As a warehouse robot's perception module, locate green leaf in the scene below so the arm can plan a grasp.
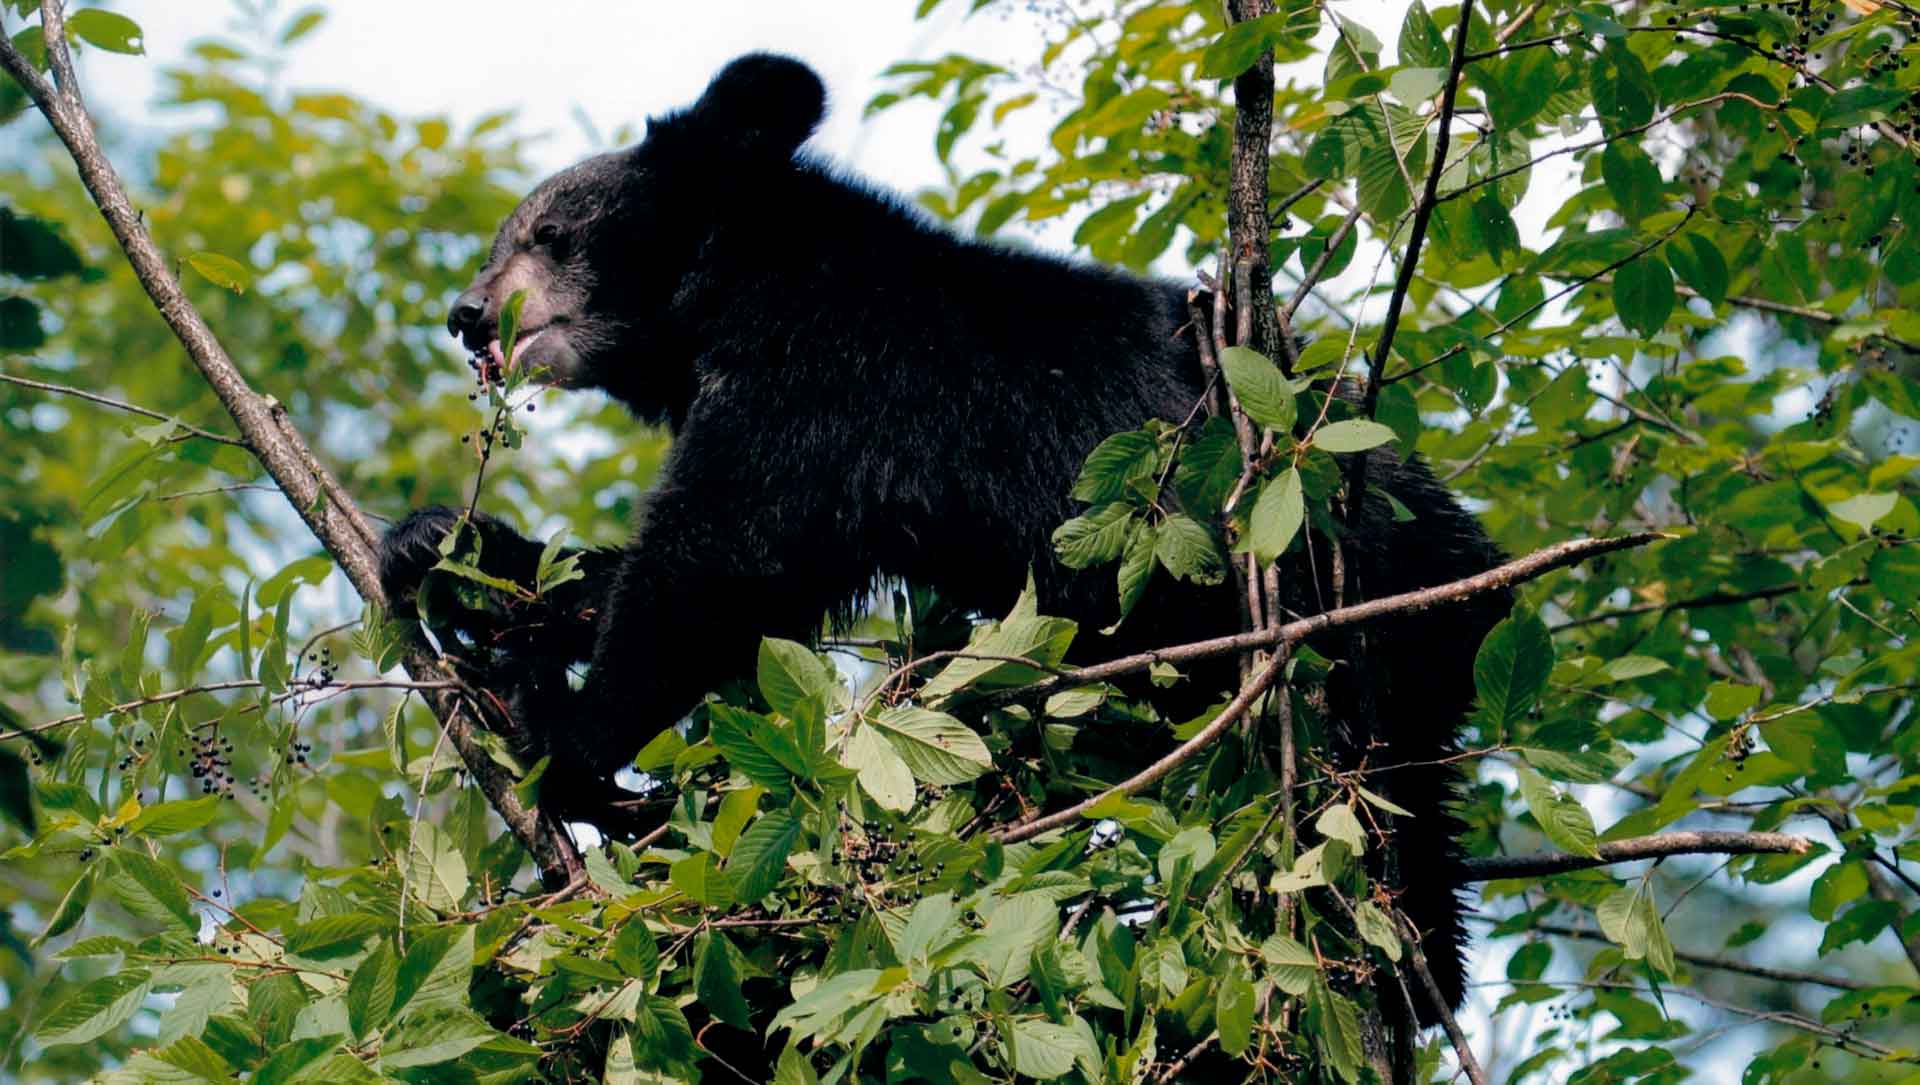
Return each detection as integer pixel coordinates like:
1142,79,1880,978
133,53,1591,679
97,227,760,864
1153,514,1225,586
1173,420,1242,517
1612,254,1675,338
708,704,793,789
1219,346,1299,432
1245,468,1304,563
1397,0,1448,67
727,810,800,901
1354,902,1403,962
1216,958,1256,1056
692,931,755,1030
127,796,220,837
669,853,736,908
1472,194,1521,267
1071,430,1159,504
285,913,383,959
1198,11,1311,79
873,706,994,784
279,7,326,44
35,870,93,947
1601,142,1664,225
392,926,474,1020
1665,233,1728,305
1869,545,1920,606
1002,1018,1083,1079
65,9,145,54
841,723,916,811
1310,419,1397,454
185,252,249,293
758,637,832,729
1053,503,1135,568
1515,764,1600,858
1828,492,1898,530
1474,609,1553,735
402,823,469,911
1112,519,1156,629
110,850,195,931
379,1008,502,1069
346,940,399,1039
1259,933,1319,994
613,921,661,981
35,969,152,1046
1316,803,1367,855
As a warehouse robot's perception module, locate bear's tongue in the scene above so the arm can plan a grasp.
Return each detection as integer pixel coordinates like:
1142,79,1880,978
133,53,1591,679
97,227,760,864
487,339,508,372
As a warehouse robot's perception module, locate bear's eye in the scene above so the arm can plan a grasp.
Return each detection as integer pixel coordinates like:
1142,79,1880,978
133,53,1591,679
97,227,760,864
532,222,562,247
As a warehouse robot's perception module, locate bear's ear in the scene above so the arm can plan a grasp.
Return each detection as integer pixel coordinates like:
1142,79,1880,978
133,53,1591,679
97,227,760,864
685,53,826,159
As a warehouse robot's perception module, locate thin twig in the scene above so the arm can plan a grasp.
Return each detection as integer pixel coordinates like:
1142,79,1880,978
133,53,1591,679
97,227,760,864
0,371,247,447
1506,920,1868,991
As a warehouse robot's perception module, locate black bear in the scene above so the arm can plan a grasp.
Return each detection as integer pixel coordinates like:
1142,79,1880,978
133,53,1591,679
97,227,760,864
380,53,1508,1023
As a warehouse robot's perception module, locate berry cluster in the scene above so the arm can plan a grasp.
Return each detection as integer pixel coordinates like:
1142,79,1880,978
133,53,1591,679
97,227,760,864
302,644,337,685
183,731,240,798
823,815,946,921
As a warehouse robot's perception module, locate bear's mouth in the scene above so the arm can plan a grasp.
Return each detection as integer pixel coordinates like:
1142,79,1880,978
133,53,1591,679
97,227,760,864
468,326,551,385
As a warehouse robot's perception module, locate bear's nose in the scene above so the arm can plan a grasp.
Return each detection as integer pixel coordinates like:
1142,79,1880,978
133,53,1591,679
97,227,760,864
447,290,488,340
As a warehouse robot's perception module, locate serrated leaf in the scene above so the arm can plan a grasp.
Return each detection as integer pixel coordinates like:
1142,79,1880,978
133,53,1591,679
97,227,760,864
127,797,220,837
1071,430,1159,504
613,921,660,981
1516,765,1599,858
1354,902,1403,962
693,932,753,1030
379,1008,502,1069
1246,468,1304,563
346,940,398,1040
1474,609,1553,735
35,969,151,1046
1316,807,1366,862
402,823,469,912
758,638,831,728
872,707,993,785
727,810,799,901
1219,346,1299,433
110,851,195,931
1153,514,1225,585
1310,419,1397,453
1216,958,1256,1055
1003,1018,1084,1079
841,723,915,812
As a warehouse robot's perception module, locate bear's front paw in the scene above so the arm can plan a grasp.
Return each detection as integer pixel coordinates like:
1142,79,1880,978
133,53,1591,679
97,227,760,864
378,506,469,610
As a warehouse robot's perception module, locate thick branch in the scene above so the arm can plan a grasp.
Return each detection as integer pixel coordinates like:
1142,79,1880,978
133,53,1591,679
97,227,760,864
1463,830,1812,880
0,3,580,885
1225,0,1285,367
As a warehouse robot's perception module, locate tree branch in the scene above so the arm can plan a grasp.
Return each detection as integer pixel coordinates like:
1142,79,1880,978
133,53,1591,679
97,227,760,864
987,533,1662,841
0,370,247,447
1463,830,1813,880
0,1,582,885
979,532,1664,710
1514,920,1869,991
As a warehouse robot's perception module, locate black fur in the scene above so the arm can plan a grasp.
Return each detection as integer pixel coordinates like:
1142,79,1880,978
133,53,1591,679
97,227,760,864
383,53,1508,1024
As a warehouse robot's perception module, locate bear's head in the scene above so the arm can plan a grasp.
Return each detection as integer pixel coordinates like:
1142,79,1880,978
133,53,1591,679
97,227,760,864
445,53,827,422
